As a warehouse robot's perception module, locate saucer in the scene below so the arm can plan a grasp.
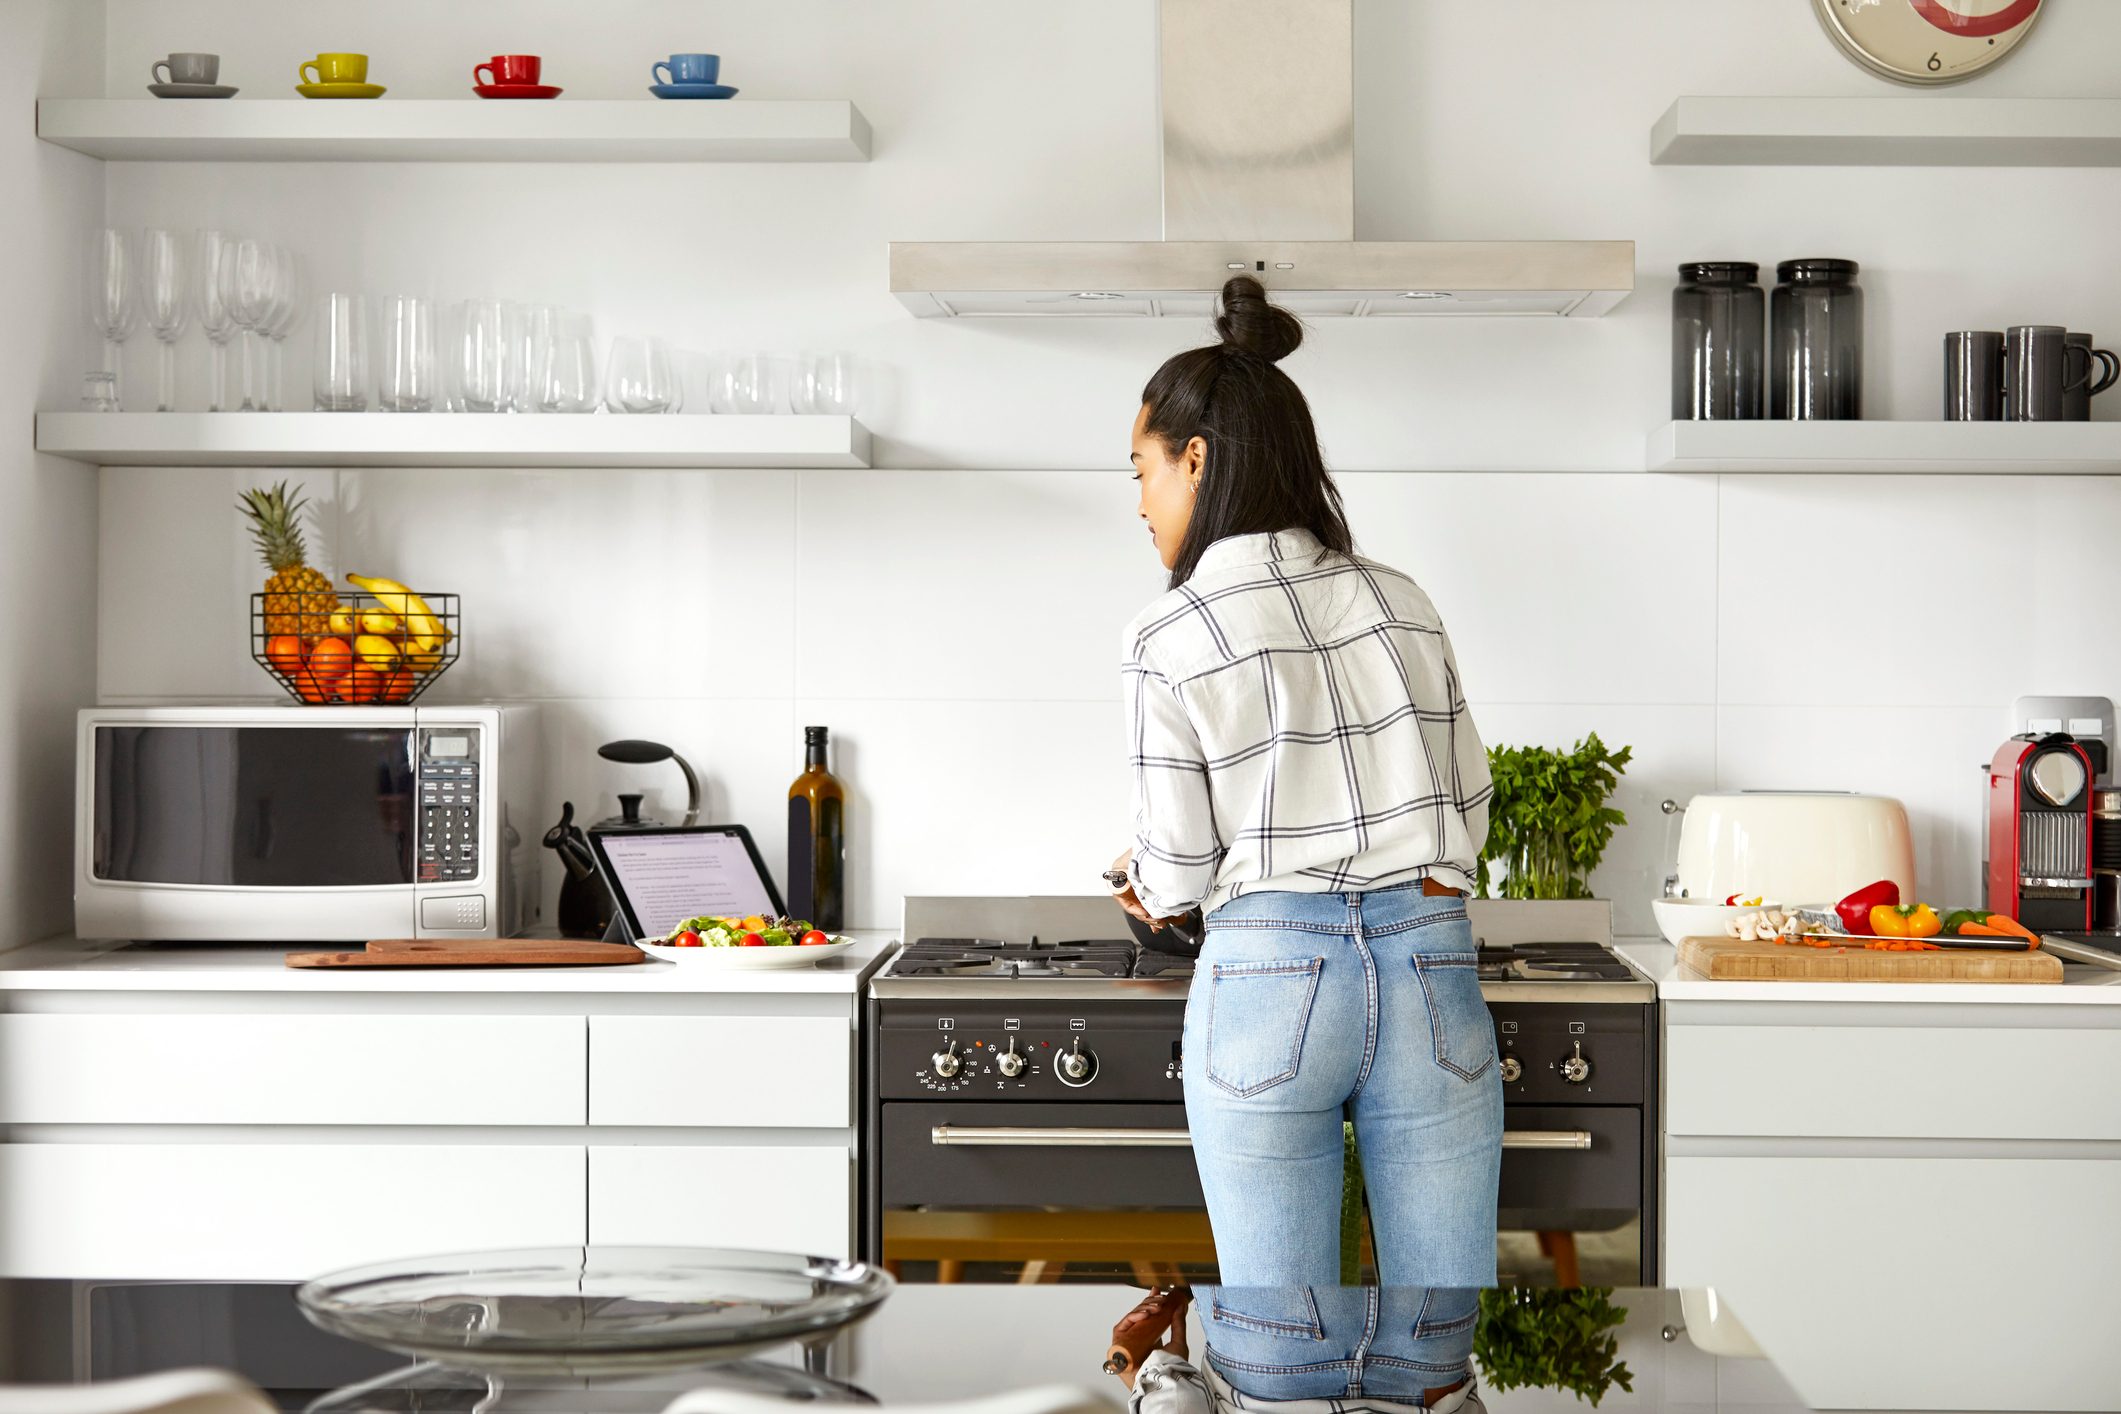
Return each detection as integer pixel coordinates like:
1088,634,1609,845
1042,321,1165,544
147,82,239,98
296,81,386,99
648,82,738,99
473,83,562,99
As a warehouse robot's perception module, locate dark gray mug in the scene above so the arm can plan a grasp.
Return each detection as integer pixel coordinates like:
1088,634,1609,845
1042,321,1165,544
2063,332,2119,422
1943,330,2004,421
153,52,219,85
2006,324,2086,422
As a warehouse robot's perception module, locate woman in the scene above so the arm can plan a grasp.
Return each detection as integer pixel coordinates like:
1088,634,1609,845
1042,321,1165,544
1112,276,1501,1288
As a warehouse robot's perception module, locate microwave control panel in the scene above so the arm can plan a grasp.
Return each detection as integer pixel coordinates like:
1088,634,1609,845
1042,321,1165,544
417,727,481,882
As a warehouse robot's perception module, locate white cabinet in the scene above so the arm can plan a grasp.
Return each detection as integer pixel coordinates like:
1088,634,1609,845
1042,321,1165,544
0,1142,585,1280
588,1016,850,1128
0,1014,586,1125
588,1145,852,1256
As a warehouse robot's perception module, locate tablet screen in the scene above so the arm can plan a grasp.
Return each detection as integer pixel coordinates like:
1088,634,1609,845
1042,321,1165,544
594,830,780,939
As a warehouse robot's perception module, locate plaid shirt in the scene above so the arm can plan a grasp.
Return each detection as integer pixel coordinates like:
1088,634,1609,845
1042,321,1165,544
1122,527,1492,918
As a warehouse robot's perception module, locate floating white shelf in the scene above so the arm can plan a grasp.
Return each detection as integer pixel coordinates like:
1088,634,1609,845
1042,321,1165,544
1648,421,2121,475
1649,96,2121,167
35,412,871,469
35,98,871,162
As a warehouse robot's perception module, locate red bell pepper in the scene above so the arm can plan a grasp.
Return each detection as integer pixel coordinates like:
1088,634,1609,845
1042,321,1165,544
1835,880,1900,936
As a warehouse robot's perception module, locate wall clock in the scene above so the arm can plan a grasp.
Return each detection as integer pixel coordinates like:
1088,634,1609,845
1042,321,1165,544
1813,0,2043,85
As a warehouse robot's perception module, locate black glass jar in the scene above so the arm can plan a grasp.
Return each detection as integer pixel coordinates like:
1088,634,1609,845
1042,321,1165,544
1770,258,1863,420
1672,262,1764,420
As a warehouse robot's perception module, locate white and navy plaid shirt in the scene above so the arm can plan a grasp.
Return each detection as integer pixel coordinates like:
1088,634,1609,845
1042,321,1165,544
1122,528,1492,918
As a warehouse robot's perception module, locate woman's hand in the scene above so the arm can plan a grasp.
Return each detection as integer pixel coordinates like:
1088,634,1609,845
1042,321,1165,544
1109,848,1164,932
1106,1287,1191,1388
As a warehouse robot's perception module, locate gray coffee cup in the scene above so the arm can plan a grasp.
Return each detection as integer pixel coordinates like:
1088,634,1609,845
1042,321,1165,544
2005,324,2084,422
2063,332,2119,422
153,52,219,86
1943,331,2004,421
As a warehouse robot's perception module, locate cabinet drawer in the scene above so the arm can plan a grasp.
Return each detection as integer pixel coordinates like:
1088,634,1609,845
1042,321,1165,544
0,1142,586,1280
1665,1023,2121,1142
589,1145,850,1257
0,1014,585,1126
589,1016,849,1128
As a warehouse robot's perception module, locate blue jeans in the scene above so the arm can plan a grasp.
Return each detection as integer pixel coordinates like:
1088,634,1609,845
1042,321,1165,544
1199,1286,1478,1402
1184,887,1502,1286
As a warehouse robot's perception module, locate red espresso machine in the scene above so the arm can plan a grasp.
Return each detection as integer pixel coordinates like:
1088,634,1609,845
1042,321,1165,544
1986,734,2097,932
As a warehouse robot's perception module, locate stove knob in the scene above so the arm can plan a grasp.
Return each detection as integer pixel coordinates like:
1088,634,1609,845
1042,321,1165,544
996,1039,1026,1077
930,1039,962,1079
1057,1037,1096,1085
1559,1041,1592,1085
1499,1056,1523,1084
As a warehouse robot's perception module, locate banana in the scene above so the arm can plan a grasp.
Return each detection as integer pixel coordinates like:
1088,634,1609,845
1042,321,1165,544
346,574,449,656
353,634,401,670
358,608,402,637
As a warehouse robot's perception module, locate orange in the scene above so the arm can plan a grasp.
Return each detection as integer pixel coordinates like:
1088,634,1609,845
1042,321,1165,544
308,637,353,683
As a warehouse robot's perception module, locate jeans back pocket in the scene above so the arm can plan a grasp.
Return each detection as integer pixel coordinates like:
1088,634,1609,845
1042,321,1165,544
1205,957,1324,1098
1411,951,1494,1081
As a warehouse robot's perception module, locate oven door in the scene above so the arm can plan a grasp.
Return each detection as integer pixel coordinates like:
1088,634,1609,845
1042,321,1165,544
877,1101,1646,1285
77,719,421,941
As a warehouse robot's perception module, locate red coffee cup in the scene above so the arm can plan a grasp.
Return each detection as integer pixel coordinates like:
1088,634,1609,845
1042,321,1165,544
474,54,541,87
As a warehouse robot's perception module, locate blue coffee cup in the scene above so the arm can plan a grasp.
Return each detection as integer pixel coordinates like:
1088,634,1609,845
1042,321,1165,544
653,52,719,86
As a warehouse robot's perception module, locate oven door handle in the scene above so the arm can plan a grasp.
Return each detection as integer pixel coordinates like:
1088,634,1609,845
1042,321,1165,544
928,1125,1593,1151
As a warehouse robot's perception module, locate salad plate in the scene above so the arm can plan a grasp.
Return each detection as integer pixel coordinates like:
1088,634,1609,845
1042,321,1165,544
636,935,855,969
638,913,857,968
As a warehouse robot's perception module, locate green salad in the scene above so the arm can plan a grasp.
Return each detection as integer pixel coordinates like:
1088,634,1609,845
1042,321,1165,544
658,914,840,949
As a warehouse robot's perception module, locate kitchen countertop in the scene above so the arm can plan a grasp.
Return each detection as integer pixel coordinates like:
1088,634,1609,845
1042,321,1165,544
1619,938,2121,1005
0,934,898,994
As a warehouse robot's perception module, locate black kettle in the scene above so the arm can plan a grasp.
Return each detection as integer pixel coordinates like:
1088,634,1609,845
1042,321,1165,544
541,801,612,939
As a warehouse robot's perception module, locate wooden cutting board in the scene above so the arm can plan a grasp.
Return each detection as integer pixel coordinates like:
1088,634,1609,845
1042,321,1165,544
287,938,648,969
1679,935,2062,984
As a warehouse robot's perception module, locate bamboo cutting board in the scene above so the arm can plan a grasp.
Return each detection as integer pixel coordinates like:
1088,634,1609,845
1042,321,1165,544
287,938,648,969
1679,935,2062,983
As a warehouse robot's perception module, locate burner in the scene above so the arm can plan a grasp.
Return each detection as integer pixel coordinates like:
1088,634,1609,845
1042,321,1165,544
896,936,1138,980
1476,940,1634,983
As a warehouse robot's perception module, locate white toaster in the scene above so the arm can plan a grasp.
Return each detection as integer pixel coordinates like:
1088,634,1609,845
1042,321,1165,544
1671,791,1916,906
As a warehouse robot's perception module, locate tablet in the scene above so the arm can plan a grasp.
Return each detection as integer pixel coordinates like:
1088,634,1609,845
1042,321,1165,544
587,825,787,943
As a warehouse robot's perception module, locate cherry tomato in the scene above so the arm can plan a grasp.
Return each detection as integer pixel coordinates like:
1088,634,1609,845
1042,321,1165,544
738,932,765,947
799,930,831,946
675,930,701,948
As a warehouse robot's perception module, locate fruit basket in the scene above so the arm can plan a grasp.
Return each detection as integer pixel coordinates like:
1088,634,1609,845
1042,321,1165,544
251,585,460,705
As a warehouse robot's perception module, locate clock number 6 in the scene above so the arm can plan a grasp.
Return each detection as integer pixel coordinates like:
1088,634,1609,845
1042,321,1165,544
1927,52,1942,72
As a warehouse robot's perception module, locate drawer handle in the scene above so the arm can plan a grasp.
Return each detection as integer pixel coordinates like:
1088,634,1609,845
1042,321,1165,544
928,1126,1592,1151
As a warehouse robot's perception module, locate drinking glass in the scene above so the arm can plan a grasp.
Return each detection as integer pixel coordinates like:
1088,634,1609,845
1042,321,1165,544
313,292,370,412
194,230,237,411
80,371,119,412
378,295,435,412
605,336,678,413
88,229,137,409
216,236,276,410
262,246,303,411
536,312,599,413
456,298,511,413
708,351,775,414
793,351,855,416
508,303,562,412
140,229,189,412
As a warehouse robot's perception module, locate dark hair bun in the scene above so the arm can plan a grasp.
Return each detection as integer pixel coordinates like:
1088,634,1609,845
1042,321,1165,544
1214,275,1303,363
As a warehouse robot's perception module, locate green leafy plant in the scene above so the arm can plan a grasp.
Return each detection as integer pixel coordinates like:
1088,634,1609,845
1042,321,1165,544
1475,1288,1635,1407
1477,733,1633,899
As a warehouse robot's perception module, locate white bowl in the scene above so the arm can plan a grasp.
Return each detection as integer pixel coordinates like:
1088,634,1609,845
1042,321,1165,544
1650,896,1795,946
634,936,855,969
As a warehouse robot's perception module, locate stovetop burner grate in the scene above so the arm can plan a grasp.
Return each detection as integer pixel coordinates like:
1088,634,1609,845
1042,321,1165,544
891,936,1160,980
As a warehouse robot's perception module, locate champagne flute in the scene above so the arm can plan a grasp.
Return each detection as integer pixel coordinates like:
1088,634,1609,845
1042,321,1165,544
216,236,274,410
263,246,304,411
194,230,237,411
88,229,137,409
141,229,189,412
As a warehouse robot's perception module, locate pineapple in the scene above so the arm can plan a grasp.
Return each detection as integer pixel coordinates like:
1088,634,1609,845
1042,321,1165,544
239,481,341,638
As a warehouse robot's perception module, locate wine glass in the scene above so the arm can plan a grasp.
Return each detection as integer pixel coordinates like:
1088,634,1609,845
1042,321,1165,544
88,229,137,409
535,312,598,413
793,351,856,416
262,246,304,411
194,230,237,411
215,236,275,411
604,336,678,413
141,229,189,412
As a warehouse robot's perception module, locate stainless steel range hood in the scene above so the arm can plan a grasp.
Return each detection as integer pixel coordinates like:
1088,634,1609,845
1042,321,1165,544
890,0,1632,318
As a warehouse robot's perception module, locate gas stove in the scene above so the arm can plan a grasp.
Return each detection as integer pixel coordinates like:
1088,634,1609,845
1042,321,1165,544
864,896,1661,1284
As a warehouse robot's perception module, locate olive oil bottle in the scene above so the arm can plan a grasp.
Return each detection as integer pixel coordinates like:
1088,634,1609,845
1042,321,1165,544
786,725,846,929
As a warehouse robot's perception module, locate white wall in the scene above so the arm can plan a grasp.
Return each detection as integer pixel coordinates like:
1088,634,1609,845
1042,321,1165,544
83,1,2121,935
2,0,103,946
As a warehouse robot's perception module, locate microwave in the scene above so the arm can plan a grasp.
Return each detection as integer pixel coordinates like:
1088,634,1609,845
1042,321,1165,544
76,705,542,942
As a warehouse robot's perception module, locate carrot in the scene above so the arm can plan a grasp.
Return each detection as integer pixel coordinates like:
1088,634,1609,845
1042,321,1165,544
1985,915,2040,945
1956,921,2010,938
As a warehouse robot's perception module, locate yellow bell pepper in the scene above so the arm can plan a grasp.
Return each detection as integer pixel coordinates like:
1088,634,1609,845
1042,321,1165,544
1870,904,1907,937
1870,903,1941,939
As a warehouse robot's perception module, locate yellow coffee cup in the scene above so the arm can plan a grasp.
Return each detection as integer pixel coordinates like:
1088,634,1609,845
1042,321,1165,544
300,52,368,85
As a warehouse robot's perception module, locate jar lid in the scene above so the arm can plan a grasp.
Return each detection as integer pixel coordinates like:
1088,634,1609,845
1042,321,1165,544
1776,258,1859,283
1677,261,1759,283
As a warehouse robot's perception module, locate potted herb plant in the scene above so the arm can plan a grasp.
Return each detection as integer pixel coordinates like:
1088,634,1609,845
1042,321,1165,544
1476,733,1633,900
1474,1287,1635,1407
